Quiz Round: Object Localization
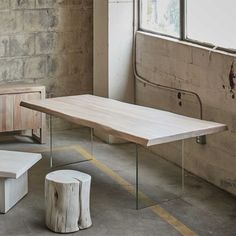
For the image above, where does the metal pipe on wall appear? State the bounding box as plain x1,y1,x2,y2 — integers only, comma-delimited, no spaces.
132,0,205,144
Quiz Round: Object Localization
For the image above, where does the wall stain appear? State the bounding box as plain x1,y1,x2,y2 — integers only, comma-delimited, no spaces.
177,92,181,99
226,62,236,99
229,62,235,90
177,92,182,106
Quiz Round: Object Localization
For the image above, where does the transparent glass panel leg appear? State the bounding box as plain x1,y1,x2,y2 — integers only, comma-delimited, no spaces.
181,140,185,194
136,144,139,210
49,115,53,168
90,128,94,157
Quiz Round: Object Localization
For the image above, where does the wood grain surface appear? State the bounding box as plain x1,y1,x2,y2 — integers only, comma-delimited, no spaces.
0,83,45,95
0,150,42,178
45,170,92,233
0,83,46,143
21,94,227,147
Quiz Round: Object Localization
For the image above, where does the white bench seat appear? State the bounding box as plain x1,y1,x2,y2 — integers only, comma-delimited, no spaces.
0,150,42,213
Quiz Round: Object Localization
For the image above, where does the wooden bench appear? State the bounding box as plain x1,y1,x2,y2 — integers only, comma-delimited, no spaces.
0,150,42,213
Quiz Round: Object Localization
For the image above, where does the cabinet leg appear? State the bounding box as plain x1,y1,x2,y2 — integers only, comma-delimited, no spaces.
32,128,45,144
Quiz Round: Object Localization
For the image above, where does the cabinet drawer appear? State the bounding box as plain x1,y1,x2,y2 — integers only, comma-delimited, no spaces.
13,93,42,131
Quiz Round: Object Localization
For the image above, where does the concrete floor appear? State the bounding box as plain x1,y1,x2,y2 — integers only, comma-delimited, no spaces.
0,128,236,236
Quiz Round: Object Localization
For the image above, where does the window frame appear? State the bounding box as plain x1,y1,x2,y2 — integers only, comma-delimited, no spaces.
139,0,236,54
139,0,182,40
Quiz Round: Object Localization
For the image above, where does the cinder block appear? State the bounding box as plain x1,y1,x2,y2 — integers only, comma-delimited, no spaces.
35,0,57,8
0,10,23,34
10,34,35,56
10,58,24,80
24,56,47,79
0,36,10,57
24,9,58,32
35,0,91,9
11,0,35,9
0,0,93,127
0,0,10,10
47,55,69,77
35,32,64,54
0,58,24,81
0,60,10,81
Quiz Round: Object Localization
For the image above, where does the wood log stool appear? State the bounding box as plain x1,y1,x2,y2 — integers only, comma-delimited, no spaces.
45,170,92,233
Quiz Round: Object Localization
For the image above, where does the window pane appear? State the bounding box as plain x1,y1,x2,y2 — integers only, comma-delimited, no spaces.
186,0,236,50
140,0,180,38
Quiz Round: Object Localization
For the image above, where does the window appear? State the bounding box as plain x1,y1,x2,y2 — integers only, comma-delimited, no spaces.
186,0,236,50
140,0,180,38
140,0,236,51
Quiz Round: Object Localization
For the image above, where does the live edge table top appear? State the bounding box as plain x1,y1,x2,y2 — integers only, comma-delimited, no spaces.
20,94,227,147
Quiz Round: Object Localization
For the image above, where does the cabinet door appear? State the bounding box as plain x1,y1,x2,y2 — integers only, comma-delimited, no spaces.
0,95,14,132
14,93,42,131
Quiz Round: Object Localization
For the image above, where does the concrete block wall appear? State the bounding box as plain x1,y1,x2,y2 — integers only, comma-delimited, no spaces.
0,0,93,95
136,32,236,195
0,0,93,129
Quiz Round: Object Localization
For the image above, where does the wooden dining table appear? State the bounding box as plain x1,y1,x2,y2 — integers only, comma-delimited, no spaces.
21,94,227,209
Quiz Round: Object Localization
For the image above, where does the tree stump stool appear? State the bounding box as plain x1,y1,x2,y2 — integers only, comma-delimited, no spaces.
45,170,92,233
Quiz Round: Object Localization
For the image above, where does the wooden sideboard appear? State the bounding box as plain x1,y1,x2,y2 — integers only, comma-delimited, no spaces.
0,84,46,143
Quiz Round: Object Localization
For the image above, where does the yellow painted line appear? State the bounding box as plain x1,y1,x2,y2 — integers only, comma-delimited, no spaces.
24,144,197,235
18,145,78,153
73,145,198,236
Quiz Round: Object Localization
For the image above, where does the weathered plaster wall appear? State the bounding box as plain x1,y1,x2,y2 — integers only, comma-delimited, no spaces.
136,32,236,195
0,0,93,129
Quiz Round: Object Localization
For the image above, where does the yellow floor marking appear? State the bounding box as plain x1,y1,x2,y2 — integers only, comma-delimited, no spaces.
25,144,197,235
73,145,198,236
18,145,78,153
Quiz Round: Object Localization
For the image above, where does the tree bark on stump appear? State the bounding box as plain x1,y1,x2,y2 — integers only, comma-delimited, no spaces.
45,170,92,233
